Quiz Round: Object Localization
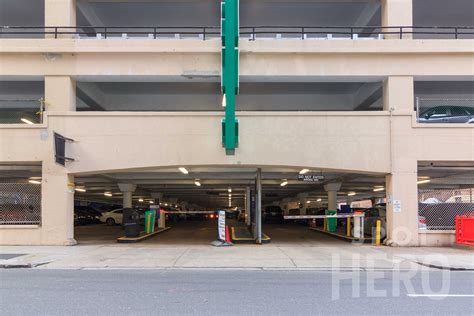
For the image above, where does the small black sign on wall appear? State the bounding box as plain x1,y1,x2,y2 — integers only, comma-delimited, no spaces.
54,132,74,166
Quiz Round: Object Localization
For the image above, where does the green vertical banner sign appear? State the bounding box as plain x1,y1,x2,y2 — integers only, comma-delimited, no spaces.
221,0,239,155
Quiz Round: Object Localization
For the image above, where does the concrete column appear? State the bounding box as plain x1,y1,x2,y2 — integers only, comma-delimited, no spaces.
324,183,342,211
256,168,262,244
385,160,419,246
45,76,76,112
245,186,251,226
381,0,413,39
118,183,137,208
298,193,308,215
42,171,76,245
383,76,414,112
45,0,76,38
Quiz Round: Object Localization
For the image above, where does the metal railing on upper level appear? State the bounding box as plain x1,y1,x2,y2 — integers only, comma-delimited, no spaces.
0,25,473,40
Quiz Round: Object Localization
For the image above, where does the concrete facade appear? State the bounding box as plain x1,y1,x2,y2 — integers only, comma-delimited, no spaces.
0,0,473,246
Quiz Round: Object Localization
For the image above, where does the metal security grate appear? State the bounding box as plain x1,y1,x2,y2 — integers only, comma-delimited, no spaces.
0,183,41,225
418,188,474,230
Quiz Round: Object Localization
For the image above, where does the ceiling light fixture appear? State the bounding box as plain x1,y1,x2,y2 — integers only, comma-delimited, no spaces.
348,192,356,196
373,187,385,192
149,200,154,204
104,192,113,197
317,198,322,202
21,118,34,125
28,179,41,184
75,187,86,192
228,188,232,193
178,167,189,174
138,198,144,202
194,179,201,187
417,179,431,184
299,169,310,175
280,180,288,187
306,200,311,204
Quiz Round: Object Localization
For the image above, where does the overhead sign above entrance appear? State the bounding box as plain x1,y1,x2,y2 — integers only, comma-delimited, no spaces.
297,174,325,182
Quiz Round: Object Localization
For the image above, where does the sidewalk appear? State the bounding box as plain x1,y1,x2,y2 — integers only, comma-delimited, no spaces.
1,243,472,270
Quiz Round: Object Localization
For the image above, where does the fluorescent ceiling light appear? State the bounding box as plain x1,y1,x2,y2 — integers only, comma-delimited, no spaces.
28,179,41,184
104,192,113,197
75,187,86,192
280,180,288,187
373,187,385,192
178,167,189,174
164,203,168,206
138,198,144,202
348,192,356,196
417,179,431,184
299,169,310,175
306,201,311,204
316,198,322,202
194,180,201,187
21,118,34,125
228,188,232,193
149,200,154,204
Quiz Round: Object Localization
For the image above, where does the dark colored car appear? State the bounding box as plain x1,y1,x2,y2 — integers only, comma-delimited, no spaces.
307,207,326,226
418,106,474,124
74,206,102,226
263,206,284,224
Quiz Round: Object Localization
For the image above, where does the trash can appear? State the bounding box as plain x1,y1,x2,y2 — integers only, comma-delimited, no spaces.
144,210,157,234
326,210,337,232
123,208,141,238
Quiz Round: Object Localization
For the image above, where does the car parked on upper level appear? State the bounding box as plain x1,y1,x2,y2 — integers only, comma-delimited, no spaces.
418,106,474,124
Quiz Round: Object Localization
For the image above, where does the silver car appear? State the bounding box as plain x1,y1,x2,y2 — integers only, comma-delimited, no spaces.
418,106,474,124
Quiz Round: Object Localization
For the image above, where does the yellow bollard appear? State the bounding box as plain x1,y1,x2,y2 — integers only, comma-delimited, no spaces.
375,220,381,246
347,217,351,237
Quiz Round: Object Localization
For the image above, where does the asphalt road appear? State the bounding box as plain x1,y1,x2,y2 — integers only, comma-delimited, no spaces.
1,269,473,315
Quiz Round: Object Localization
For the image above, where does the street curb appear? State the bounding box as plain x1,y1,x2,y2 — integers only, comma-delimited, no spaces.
413,261,474,271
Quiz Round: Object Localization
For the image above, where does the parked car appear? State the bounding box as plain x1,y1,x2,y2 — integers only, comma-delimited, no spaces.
263,206,284,224
307,207,326,226
362,207,386,237
99,208,146,226
418,106,474,124
74,206,102,226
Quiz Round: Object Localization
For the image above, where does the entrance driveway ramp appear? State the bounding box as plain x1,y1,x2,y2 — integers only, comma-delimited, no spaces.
1,244,473,270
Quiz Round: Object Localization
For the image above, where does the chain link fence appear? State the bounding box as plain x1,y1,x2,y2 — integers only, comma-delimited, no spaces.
0,183,41,225
418,188,474,230
416,98,474,124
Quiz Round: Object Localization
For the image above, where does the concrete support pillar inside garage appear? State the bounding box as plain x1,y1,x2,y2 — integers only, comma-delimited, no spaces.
324,183,342,211
118,183,137,208
298,193,308,215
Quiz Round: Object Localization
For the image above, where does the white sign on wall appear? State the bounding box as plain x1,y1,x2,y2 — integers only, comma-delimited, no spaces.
393,200,402,213
218,210,226,241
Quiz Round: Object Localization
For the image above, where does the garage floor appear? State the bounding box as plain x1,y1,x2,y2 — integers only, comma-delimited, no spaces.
75,221,345,246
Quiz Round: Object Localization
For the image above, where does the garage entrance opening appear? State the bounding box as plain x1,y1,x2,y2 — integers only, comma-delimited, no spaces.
73,166,387,246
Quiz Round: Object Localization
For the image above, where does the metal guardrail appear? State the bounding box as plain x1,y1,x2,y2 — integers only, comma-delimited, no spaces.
0,25,473,39
0,26,220,39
